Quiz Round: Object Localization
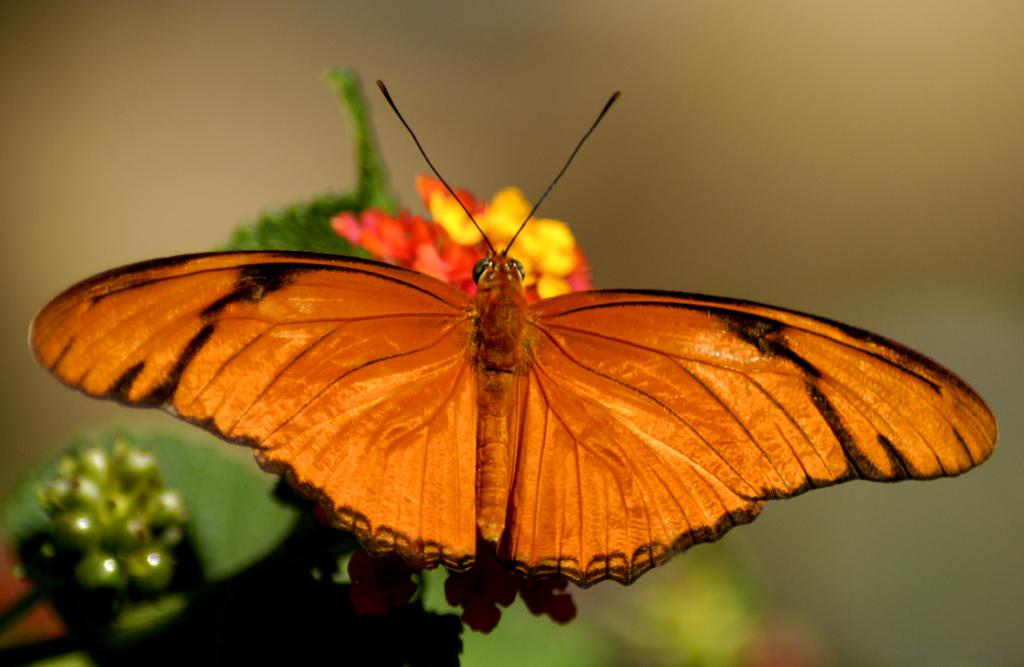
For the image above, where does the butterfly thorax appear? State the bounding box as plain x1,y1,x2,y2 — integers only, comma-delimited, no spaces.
475,288,526,372
473,258,527,372
473,258,528,544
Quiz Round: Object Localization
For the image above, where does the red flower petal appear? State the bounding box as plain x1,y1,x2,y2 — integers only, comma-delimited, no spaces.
461,596,502,633
518,578,577,624
347,550,420,617
350,579,390,616
443,543,526,633
331,212,363,245
412,244,452,281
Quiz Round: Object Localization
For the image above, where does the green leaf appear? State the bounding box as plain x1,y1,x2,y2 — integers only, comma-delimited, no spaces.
106,593,188,644
222,192,370,254
223,69,396,254
3,464,51,543
4,430,299,583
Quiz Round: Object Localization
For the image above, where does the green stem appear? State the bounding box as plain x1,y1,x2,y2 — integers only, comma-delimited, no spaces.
323,68,397,213
0,586,46,638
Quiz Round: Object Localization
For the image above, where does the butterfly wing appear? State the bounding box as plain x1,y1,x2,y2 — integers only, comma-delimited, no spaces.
506,289,997,585
32,251,478,569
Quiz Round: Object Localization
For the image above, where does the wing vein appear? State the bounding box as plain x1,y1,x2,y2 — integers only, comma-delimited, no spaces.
215,311,464,326
534,325,762,497
531,363,697,554
744,374,830,480
530,369,659,571
253,323,463,445
225,322,348,433
184,323,275,412
671,359,792,494
803,334,989,458
821,375,946,475
528,385,549,563
73,279,226,384
86,261,466,309
545,304,942,396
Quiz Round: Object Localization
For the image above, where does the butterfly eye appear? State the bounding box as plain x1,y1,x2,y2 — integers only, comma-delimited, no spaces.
511,259,525,280
472,257,493,284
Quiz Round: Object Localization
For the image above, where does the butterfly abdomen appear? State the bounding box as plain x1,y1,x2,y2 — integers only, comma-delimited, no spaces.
476,368,517,543
473,274,529,544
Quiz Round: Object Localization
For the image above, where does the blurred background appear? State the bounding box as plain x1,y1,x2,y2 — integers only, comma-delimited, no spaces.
1,1,1021,665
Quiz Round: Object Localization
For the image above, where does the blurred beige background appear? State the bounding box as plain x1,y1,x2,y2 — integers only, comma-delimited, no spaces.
2,1,1021,664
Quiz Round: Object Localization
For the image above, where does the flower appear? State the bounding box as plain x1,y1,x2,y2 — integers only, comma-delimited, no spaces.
443,543,577,633
518,577,577,624
347,549,420,616
443,546,519,633
332,176,592,302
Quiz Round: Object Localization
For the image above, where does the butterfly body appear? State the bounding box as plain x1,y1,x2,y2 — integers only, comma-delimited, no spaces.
473,255,529,543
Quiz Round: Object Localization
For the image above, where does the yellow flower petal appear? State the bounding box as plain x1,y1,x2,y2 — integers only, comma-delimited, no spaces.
430,192,482,245
514,220,576,276
533,218,575,248
538,247,576,276
481,187,531,243
511,229,540,260
489,187,531,220
536,275,571,299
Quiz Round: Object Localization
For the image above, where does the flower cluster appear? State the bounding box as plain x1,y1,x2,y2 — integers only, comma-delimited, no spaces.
333,176,592,302
35,441,186,593
444,544,576,633
345,544,576,634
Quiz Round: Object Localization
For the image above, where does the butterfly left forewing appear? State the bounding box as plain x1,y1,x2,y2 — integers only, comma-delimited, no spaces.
505,289,996,585
32,251,480,569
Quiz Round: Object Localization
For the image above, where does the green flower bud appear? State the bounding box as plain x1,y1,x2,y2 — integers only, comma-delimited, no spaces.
106,515,149,552
53,509,102,551
37,477,73,512
77,447,110,484
67,477,104,510
75,552,126,590
56,456,77,479
129,548,174,592
147,490,186,527
157,526,184,548
115,448,158,490
37,440,189,597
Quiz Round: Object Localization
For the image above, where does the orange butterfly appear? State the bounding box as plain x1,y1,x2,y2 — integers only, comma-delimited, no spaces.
30,86,997,587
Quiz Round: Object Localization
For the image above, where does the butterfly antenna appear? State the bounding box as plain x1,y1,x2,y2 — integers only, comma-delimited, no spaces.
376,80,496,255
502,90,621,256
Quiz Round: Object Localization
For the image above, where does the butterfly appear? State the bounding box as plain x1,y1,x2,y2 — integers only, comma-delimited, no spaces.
30,85,997,586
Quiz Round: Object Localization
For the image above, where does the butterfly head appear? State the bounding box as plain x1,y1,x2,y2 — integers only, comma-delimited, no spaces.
473,255,525,291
